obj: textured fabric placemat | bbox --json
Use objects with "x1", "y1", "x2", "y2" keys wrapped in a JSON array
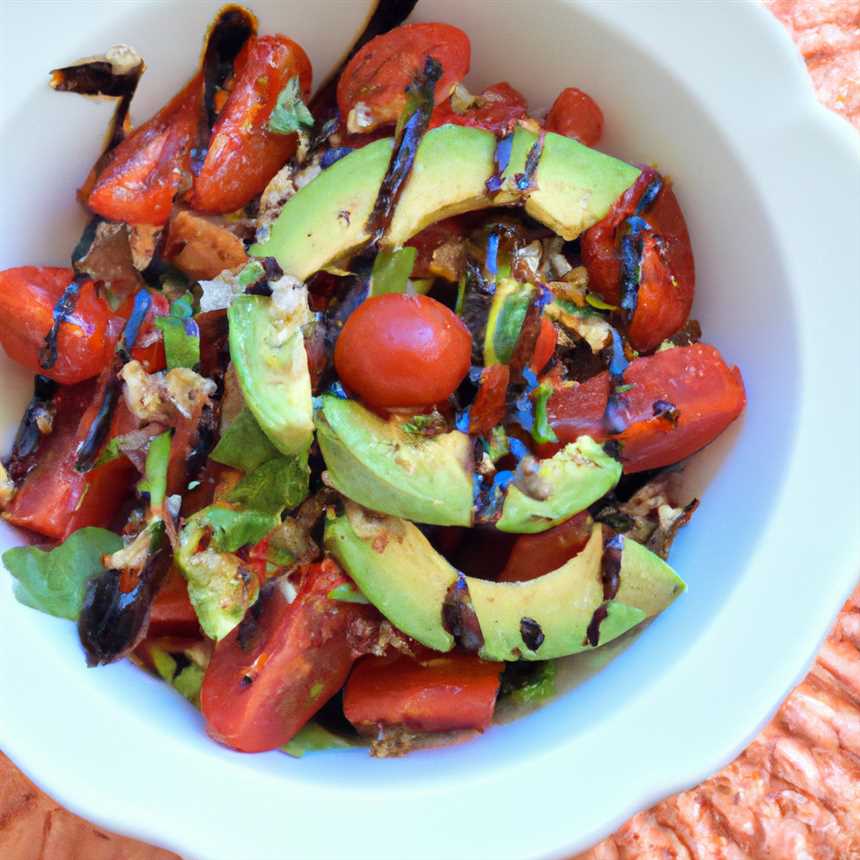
[{"x1": 1, "y1": 2, "x2": 857, "y2": 858}]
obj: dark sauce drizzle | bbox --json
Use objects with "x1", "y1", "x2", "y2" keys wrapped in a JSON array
[
  {"x1": 442, "y1": 573, "x2": 484, "y2": 652},
  {"x1": 585, "y1": 532, "x2": 624, "y2": 647},
  {"x1": 652, "y1": 399, "x2": 680, "y2": 425},
  {"x1": 366, "y1": 56, "x2": 442, "y2": 245},
  {"x1": 617, "y1": 174, "x2": 663, "y2": 322},
  {"x1": 39, "y1": 276, "x2": 87, "y2": 371},
  {"x1": 485, "y1": 132, "x2": 513, "y2": 195},
  {"x1": 520, "y1": 616, "x2": 545, "y2": 652},
  {"x1": 75, "y1": 290, "x2": 152, "y2": 473},
  {"x1": 602, "y1": 326, "x2": 630, "y2": 435},
  {"x1": 515, "y1": 132, "x2": 545, "y2": 192},
  {"x1": 5, "y1": 376, "x2": 58, "y2": 482}
]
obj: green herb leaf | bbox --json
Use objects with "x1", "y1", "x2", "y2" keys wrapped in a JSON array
[
  {"x1": 2, "y1": 527, "x2": 123, "y2": 620},
  {"x1": 484, "y1": 425, "x2": 510, "y2": 462},
  {"x1": 150, "y1": 646, "x2": 205, "y2": 706},
  {"x1": 227, "y1": 455, "x2": 309, "y2": 515},
  {"x1": 197, "y1": 506, "x2": 279, "y2": 553},
  {"x1": 328, "y1": 583, "x2": 370, "y2": 604},
  {"x1": 211, "y1": 408, "x2": 279, "y2": 474},
  {"x1": 268, "y1": 76, "x2": 314, "y2": 135},
  {"x1": 510, "y1": 660, "x2": 557, "y2": 706},
  {"x1": 137, "y1": 431, "x2": 172, "y2": 511},
  {"x1": 531, "y1": 383, "x2": 559, "y2": 446},
  {"x1": 155, "y1": 296, "x2": 200, "y2": 370},
  {"x1": 238, "y1": 260, "x2": 266, "y2": 288},
  {"x1": 282, "y1": 722, "x2": 361, "y2": 758},
  {"x1": 369, "y1": 247, "x2": 417, "y2": 296}
]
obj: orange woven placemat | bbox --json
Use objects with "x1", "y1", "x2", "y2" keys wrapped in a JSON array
[{"x1": 1, "y1": 3, "x2": 857, "y2": 859}]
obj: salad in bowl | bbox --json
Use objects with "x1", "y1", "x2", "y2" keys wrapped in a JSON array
[{"x1": 0, "y1": 3, "x2": 745, "y2": 758}]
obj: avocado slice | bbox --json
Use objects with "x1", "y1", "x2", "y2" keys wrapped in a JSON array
[
  {"x1": 251, "y1": 125, "x2": 640, "y2": 279},
  {"x1": 228, "y1": 295, "x2": 313, "y2": 457},
  {"x1": 325, "y1": 503, "x2": 686, "y2": 661},
  {"x1": 496, "y1": 437, "x2": 622, "y2": 533},
  {"x1": 315, "y1": 395, "x2": 474, "y2": 527}
]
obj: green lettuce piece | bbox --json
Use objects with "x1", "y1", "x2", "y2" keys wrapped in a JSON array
[
  {"x1": 269, "y1": 76, "x2": 313, "y2": 135},
  {"x1": 196, "y1": 506, "x2": 279, "y2": 553},
  {"x1": 369, "y1": 247, "x2": 417, "y2": 296},
  {"x1": 151, "y1": 646, "x2": 205, "y2": 706},
  {"x1": 137, "y1": 431, "x2": 172, "y2": 510},
  {"x1": 228, "y1": 455, "x2": 309, "y2": 515},
  {"x1": 531, "y1": 382, "x2": 559, "y2": 446},
  {"x1": 2, "y1": 527, "x2": 123, "y2": 620},
  {"x1": 282, "y1": 722, "x2": 362, "y2": 758},
  {"x1": 211, "y1": 408, "x2": 279, "y2": 474},
  {"x1": 510, "y1": 661, "x2": 557, "y2": 706}
]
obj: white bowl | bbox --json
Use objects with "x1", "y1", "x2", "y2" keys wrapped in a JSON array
[{"x1": 1, "y1": 1, "x2": 858, "y2": 858}]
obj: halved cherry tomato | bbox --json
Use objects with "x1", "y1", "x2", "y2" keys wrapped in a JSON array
[
  {"x1": 112, "y1": 290, "x2": 170, "y2": 372},
  {"x1": 469, "y1": 364, "x2": 510, "y2": 436},
  {"x1": 582, "y1": 168, "x2": 695, "y2": 352},
  {"x1": 0, "y1": 267, "x2": 111, "y2": 384},
  {"x1": 200, "y1": 560, "x2": 374, "y2": 752},
  {"x1": 430, "y1": 82, "x2": 528, "y2": 135},
  {"x1": 335, "y1": 294, "x2": 472, "y2": 409},
  {"x1": 148, "y1": 564, "x2": 199, "y2": 637},
  {"x1": 337, "y1": 23, "x2": 470, "y2": 133},
  {"x1": 544, "y1": 87, "x2": 604, "y2": 147},
  {"x1": 406, "y1": 216, "x2": 466, "y2": 281},
  {"x1": 192, "y1": 35, "x2": 313, "y2": 214},
  {"x1": 88, "y1": 74, "x2": 203, "y2": 225},
  {"x1": 499, "y1": 511, "x2": 592, "y2": 583},
  {"x1": 344, "y1": 651, "x2": 503, "y2": 734},
  {"x1": 540, "y1": 343, "x2": 745, "y2": 473},
  {"x1": 530, "y1": 316, "x2": 557, "y2": 374}
]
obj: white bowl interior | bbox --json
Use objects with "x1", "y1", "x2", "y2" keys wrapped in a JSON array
[{"x1": 1, "y1": 2, "x2": 857, "y2": 858}]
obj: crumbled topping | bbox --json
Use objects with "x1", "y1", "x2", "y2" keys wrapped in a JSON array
[
  {"x1": 0, "y1": 462, "x2": 16, "y2": 508},
  {"x1": 105, "y1": 43, "x2": 142, "y2": 75},
  {"x1": 103, "y1": 527, "x2": 152, "y2": 572},
  {"x1": 120, "y1": 360, "x2": 215, "y2": 423},
  {"x1": 198, "y1": 269, "x2": 245, "y2": 313},
  {"x1": 346, "y1": 101, "x2": 373, "y2": 134}
]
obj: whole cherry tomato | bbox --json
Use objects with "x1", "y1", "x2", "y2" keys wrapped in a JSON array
[
  {"x1": 88, "y1": 74, "x2": 203, "y2": 226},
  {"x1": 544, "y1": 87, "x2": 604, "y2": 147},
  {"x1": 429, "y1": 82, "x2": 528, "y2": 135},
  {"x1": 499, "y1": 511, "x2": 593, "y2": 582},
  {"x1": 334, "y1": 294, "x2": 472, "y2": 409},
  {"x1": 0, "y1": 266, "x2": 111, "y2": 384},
  {"x1": 337, "y1": 23, "x2": 470, "y2": 133},
  {"x1": 200, "y1": 560, "x2": 374, "y2": 752},
  {"x1": 540, "y1": 343, "x2": 745, "y2": 473},
  {"x1": 581, "y1": 167, "x2": 695, "y2": 352},
  {"x1": 192, "y1": 35, "x2": 313, "y2": 214}
]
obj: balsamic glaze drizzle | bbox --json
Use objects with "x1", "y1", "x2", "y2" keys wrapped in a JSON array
[
  {"x1": 485, "y1": 132, "x2": 513, "y2": 195},
  {"x1": 39, "y1": 276, "x2": 86, "y2": 371},
  {"x1": 520, "y1": 617, "x2": 545, "y2": 652},
  {"x1": 617, "y1": 174, "x2": 663, "y2": 322},
  {"x1": 602, "y1": 327, "x2": 630, "y2": 435},
  {"x1": 515, "y1": 132, "x2": 545, "y2": 192},
  {"x1": 585, "y1": 532, "x2": 625, "y2": 647},
  {"x1": 442, "y1": 573, "x2": 484, "y2": 652},
  {"x1": 5, "y1": 376, "x2": 58, "y2": 481}
]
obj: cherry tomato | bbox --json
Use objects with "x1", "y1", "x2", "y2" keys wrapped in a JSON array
[
  {"x1": 343, "y1": 651, "x2": 503, "y2": 734},
  {"x1": 335, "y1": 294, "x2": 472, "y2": 409},
  {"x1": 469, "y1": 364, "x2": 509, "y2": 436},
  {"x1": 530, "y1": 316, "x2": 557, "y2": 374},
  {"x1": 112, "y1": 290, "x2": 170, "y2": 373},
  {"x1": 200, "y1": 560, "x2": 374, "y2": 752},
  {"x1": 88, "y1": 74, "x2": 202, "y2": 226},
  {"x1": 581, "y1": 168, "x2": 695, "y2": 352},
  {"x1": 0, "y1": 267, "x2": 111, "y2": 384},
  {"x1": 406, "y1": 216, "x2": 466, "y2": 281},
  {"x1": 544, "y1": 87, "x2": 604, "y2": 147},
  {"x1": 192, "y1": 36, "x2": 313, "y2": 214},
  {"x1": 148, "y1": 564, "x2": 199, "y2": 637},
  {"x1": 429, "y1": 82, "x2": 527, "y2": 135},
  {"x1": 337, "y1": 23, "x2": 470, "y2": 133},
  {"x1": 540, "y1": 343, "x2": 745, "y2": 473},
  {"x1": 499, "y1": 511, "x2": 593, "y2": 583}
]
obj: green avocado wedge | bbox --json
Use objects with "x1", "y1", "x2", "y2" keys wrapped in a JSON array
[
  {"x1": 228, "y1": 295, "x2": 313, "y2": 457},
  {"x1": 496, "y1": 437, "x2": 622, "y2": 533},
  {"x1": 251, "y1": 125, "x2": 640, "y2": 279},
  {"x1": 325, "y1": 504, "x2": 686, "y2": 661},
  {"x1": 315, "y1": 395, "x2": 474, "y2": 527}
]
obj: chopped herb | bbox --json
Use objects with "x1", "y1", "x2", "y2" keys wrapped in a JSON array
[
  {"x1": 137, "y1": 431, "x2": 172, "y2": 511},
  {"x1": 282, "y1": 722, "x2": 360, "y2": 757},
  {"x1": 211, "y1": 408, "x2": 279, "y2": 474},
  {"x1": 227, "y1": 454, "x2": 309, "y2": 514},
  {"x1": 531, "y1": 382, "x2": 558, "y2": 445},
  {"x1": 510, "y1": 660, "x2": 557, "y2": 706},
  {"x1": 155, "y1": 294, "x2": 200, "y2": 369},
  {"x1": 268, "y1": 75, "x2": 314, "y2": 135},
  {"x1": 197, "y1": 506, "x2": 279, "y2": 553}
]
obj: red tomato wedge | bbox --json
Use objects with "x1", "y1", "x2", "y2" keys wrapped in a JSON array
[
  {"x1": 192, "y1": 35, "x2": 312, "y2": 214},
  {"x1": 0, "y1": 267, "x2": 111, "y2": 384},
  {"x1": 581, "y1": 167, "x2": 695, "y2": 352},
  {"x1": 344, "y1": 652, "x2": 503, "y2": 734},
  {"x1": 200, "y1": 560, "x2": 373, "y2": 752},
  {"x1": 469, "y1": 364, "x2": 510, "y2": 436},
  {"x1": 544, "y1": 87, "x2": 604, "y2": 147},
  {"x1": 88, "y1": 74, "x2": 203, "y2": 225},
  {"x1": 499, "y1": 511, "x2": 593, "y2": 583},
  {"x1": 530, "y1": 316, "x2": 557, "y2": 374},
  {"x1": 335, "y1": 294, "x2": 471, "y2": 409},
  {"x1": 541, "y1": 343, "x2": 745, "y2": 473},
  {"x1": 429, "y1": 82, "x2": 527, "y2": 135},
  {"x1": 337, "y1": 23, "x2": 470, "y2": 133},
  {"x1": 148, "y1": 564, "x2": 199, "y2": 637}
]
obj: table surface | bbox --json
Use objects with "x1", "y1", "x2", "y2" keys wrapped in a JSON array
[{"x1": 1, "y1": 1, "x2": 858, "y2": 857}]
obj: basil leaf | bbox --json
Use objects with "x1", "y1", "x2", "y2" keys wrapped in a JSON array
[
  {"x1": 137, "y1": 431, "x2": 172, "y2": 510},
  {"x1": 282, "y1": 722, "x2": 361, "y2": 758},
  {"x1": 531, "y1": 382, "x2": 559, "y2": 446},
  {"x1": 268, "y1": 76, "x2": 313, "y2": 135},
  {"x1": 211, "y1": 408, "x2": 279, "y2": 474},
  {"x1": 2, "y1": 527, "x2": 123, "y2": 620},
  {"x1": 198, "y1": 507, "x2": 279, "y2": 553},
  {"x1": 156, "y1": 315, "x2": 200, "y2": 370},
  {"x1": 227, "y1": 455, "x2": 309, "y2": 515},
  {"x1": 510, "y1": 661, "x2": 557, "y2": 706}
]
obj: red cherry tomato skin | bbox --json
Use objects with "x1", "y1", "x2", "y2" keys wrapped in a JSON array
[
  {"x1": 337, "y1": 23, "x2": 471, "y2": 133},
  {"x1": 499, "y1": 511, "x2": 593, "y2": 583},
  {"x1": 334, "y1": 294, "x2": 472, "y2": 409},
  {"x1": 343, "y1": 651, "x2": 503, "y2": 734},
  {"x1": 429, "y1": 82, "x2": 528, "y2": 135},
  {"x1": 0, "y1": 267, "x2": 111, "y2": 384},
  {"x1": 544, "y1": 87, "x2": 604, "y2": 147},
  {"x1": 148, "y1": 565, "x2": 199, "y2": 637},
  {"x1": 469, "y1": 364, "x2": 510, "y2": 436},
  {"x1": 540, "y1": 343, "x2": 745, "y2": 474},
  {"x1": 88, "y1": 74, "x2": 203, "y2": 226},
  {"x1": 200, "y1": 560, "x2": 374, "y2": 753},
  {"x1": 192, "y1": 35, "x2": 313, "y2": 214},
  {"x1": 530, "y1": 316, "x2": 557, "y2": 374},
  {"x1": 581, "y1": 168, "x2": 695, "y2": 352},
  {"x1": 406, "y1": 216, "x2": 466, "y2": 279}
]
